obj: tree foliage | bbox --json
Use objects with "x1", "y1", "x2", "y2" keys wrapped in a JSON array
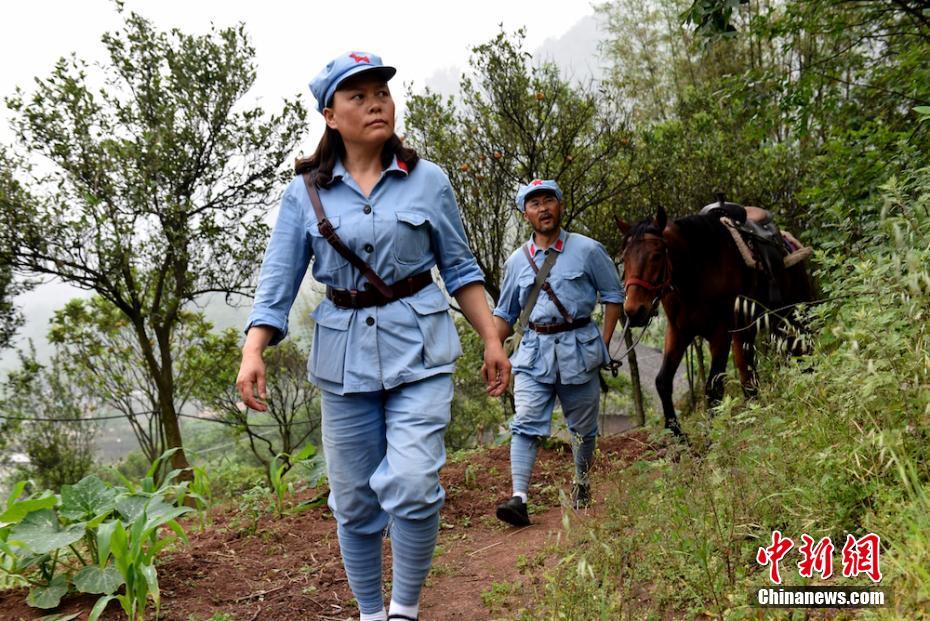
[
  {"x1": 404, "y1": 29, "x2": 635, "y2": 302},
  {"x1": 195, "y1": 338, "x2": 321, "y2": 479},
  {"x1": 0, "y1": 9, "x2": 307, "y2": 473},
  {"x1": 0, "y1": 347, "x2": 98, "y2": 491},
  {"x1": 48, "y1": 296, "x2": 241, "y2": 467}
]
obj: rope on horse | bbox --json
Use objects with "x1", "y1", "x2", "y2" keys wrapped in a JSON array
[{"x1": 719, "y1": 216, "x2": 761, "y2": 269}]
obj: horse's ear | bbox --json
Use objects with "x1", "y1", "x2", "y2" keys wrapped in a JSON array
[
  {"x1": 614, "y1": 215, "x2": 631, "y2": 236},
  {"x1": 655, "y1": 205, "x2": 667, "y2": 231}
]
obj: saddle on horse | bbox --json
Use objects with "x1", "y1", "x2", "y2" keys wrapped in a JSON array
[{"x1": 700, "y1": 193, "x2": 812, "y2": 308}]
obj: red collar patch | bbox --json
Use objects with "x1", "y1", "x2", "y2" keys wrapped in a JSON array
[{"x1": 396, "y1": 159, "x2": 408, "y2": 173}]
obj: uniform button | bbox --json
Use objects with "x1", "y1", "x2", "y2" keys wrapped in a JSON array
[
  {"x1": 363, "y1": 282, "x2": 373, "y2": 291},
  {"x1": 555, "y1": 338, "x2": 561, "y2": 344},
  {"x1": 363, "y1": 205, "x2": 372, "y2": 214},
  {"x1": 364, "y1": 243, "x2": 374, "y2": 253},
  {"x1": 365, "y1": 316, "x2": 375, "y2": 326}
]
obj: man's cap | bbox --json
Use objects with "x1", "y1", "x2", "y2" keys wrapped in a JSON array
[
  {"x1": 515, "y1": 179, "x2": 563, "y2": 212},
  {"x1": 309, "y1": 51, "x2": 396, "y2": 114}
]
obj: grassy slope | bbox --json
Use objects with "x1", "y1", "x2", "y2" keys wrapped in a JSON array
[{"x1": 518, "y1": 170, "x2": 930, "y2": 620}]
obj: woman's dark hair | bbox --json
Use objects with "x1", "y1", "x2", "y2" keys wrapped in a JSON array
[{"x1": 294, "y1": 127, "x2": 419, "y2": 184}]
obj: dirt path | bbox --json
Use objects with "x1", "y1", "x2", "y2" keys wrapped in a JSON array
[{"x1": 0, "y1": 431, "x2": 655, "y2": 621}]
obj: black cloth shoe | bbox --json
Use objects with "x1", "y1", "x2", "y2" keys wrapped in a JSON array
[
  {"x1": 496, "y1": 495, "x2": 530, "y2": 526},
  {"x1": 572, "y1": 483, "x2": 591, "y2": 509},
  {"x1": 387, "y1": 615, "x2": 417, "y2": 621}
]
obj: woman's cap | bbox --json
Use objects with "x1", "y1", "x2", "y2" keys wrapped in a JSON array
[
  {"x1": 309, "y1": 51, "x2": 397, "y2": 114},
  {"x1": 515, "y1": 179, "x2": 563, "y2": 212}
]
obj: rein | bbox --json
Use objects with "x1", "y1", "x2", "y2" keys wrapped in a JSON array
[{"x1": 621, "y1": 235, "x2": 674, "y2": 299}]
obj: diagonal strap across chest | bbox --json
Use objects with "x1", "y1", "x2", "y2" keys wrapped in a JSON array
[
  {"x1": 522, "y1": 243, "x2": 574, "y2": 324},
  {"x1": 302, "y1": 172, "x2": 394, "y2": 298}
]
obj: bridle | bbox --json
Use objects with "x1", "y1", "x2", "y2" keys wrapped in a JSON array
[
  {"x1": 621, "y1": 233, "x2": 674, "y2": 302},
  {"x1": 606, "y1": 232, "x2": 675, "y2": 369}
]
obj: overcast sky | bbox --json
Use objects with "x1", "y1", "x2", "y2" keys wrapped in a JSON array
[{"x1": 1, "y1": 0, "x2": 598, "y2": 150}]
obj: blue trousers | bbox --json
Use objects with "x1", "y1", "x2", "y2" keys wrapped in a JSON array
[
  {"x1": 510, "y1": 372, "x2": 601, "y2": 494},
  {"x1": 321, "y1": 373, "x2": 452, "y2": 613}
]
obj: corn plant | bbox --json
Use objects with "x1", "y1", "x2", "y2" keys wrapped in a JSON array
[{"x1": 0, "y1": 448, "x2": 198, "y2": 620}]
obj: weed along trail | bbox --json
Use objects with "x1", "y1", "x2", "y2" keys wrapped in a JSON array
[{"x1": 0, "y1": 432, "x2": 652, "y2": 621}]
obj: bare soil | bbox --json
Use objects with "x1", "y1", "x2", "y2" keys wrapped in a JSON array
[{"x1": 0, "y1": 431, "x2": 655, "y2": 621}]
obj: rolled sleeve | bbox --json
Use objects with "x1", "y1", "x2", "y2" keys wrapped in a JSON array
[
  {"x1": 588, "y1": 242, "x2": 624, "y2": 304},
  {"x1": 430, "y1": 182, "x2": 484, "y2": 294},
  {"x1": 492, "y1": 258, "x2": 522, "y2": 326},
  {"x1": 244, "y1": 184, "x2": 312, "y2": 346}
]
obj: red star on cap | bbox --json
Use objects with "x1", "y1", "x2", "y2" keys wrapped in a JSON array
[
  {"x1": 531, "y1": 179, "x2": 543, "y2": 185},
  {"x1": 349, "y1": 53, "x2": 370, "y2": 63}
]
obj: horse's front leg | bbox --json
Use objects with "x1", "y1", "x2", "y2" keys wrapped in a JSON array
[
  {"x1": 705, "y1": 326, "x2": 732, "y2": 410},
  {"x1": 731, "y1": 326, "x2": 758, "y2": 398},
  {"x1": 656, "y1": 327, "x2": 689, "y2": 438}
]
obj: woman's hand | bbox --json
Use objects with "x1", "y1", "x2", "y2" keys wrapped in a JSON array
[
  {"x1": 236, "y1": 326, "x2": 275, "y2": 412},
  {"x1": 236, "y1": 351, "x2": 268, "y2": 411},
  {"x1": 481, "y1": 340, "x2": 511, "y2": 397}
]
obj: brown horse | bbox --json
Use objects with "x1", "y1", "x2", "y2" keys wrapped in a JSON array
[{"x1": 617, "y1": 206, "x2": 815, "y2": 437}]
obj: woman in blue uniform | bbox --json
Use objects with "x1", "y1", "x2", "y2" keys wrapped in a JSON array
[{"x1": 236, "y1": 51, "x2": 510, "y2": 621}]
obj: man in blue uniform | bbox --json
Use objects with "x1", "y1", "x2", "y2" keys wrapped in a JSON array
[{"x1": 491, "y1": 179, "x2": 623, "y2": 526}]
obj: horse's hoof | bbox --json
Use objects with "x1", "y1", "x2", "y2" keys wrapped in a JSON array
[{"x1": 665, "y1": 421, "x2": 689, "y2": 444}]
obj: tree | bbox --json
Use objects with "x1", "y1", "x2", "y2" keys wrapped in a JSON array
[
  {"x1": 195, "y1": 338, "x2": 321, "y2": 479},
  {"x1": 0, "y1": 347, "x2": 97, "y2": 491},
  {"x1": 48, "y1": 296, "x2": 241, "y2": 468},
  {"x1": 404, "y1": 28, "x2": 635, "y2": 302},
  {"x1": 0, "y1": 9, "x2": 307, "y2": 475}
]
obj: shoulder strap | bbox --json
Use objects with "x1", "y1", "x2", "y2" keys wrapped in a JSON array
[
  {"x1": 522, "y1": 243, "x2": 573, "y2": 323},
  {"x1": 302, "y1": 172, "x2": 393, "y2": 298}
]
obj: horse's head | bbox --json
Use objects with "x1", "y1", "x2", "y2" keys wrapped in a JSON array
[{"x1": 616, "y1": 206, "x2": 671, "y2": 327}]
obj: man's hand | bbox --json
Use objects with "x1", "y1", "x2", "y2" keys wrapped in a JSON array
[{"x1": 481, "y1": 340, "x2": 512, "y2": 397}]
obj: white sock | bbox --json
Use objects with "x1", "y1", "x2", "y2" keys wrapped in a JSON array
[
  {"x1": 389, "y1": 599, "x2": 419, "y2": 619},
  {"x1": 360, "y1": 608, "x2": 387, "y2": 621},
  {"x1": 513, "y1": 491, "x2": 528, "y2": 503}
]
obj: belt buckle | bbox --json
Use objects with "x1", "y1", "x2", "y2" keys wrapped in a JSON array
[{"x1": 349, "y1": 289, "x2": 358, "y2": 308}]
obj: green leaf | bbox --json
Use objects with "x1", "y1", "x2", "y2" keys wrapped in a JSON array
[
  {"x1": 10, "y1": 509, "x2": 85, "y2": 554},
  {"x1": 0, "y1": 494, "x2": 58, "y2": 527},
  {"x1": 74, "y1": 563, "x2": 124, "y2": 595},
  {"x1": 38, "y1": 613, "x2": 81, "y2": 621},
  {"x1": 27, "y1": 574, "x2": 68, "y2": 609},
  {"x1": 87, "y1": 594, "x2": 116, "y2": 621},
  {"x1": 914, "y1": 106, "x2": 930, "y2": 119},
  {"x1": 293, "y1": 442, "x2": 317, "y2": 462},
  {"x1": 142, "y1": 496, "x2": 192, "y2": 536},
  {"x1": 59, "y1": 476, "x2": 118, "y2": 522},
  {"x1": 96, "y1": 520, "x2": 118, "y2": 569},
  {"x1": 140, "y1": 562, "x2": 159, "y2": 609},
  {"x1": 115, "y1": 494, "x2": 148, "y2": 523}
]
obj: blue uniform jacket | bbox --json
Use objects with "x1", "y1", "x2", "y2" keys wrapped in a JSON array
[
  {"x1": 245, "y1": 156, "x2": 485, "y2": 395},
  {"x1": 493, "y1": 229, "x2": 624, "y2": 384}
]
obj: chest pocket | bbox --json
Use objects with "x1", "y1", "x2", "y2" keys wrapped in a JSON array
[
  {"x1": 309, "y1": 216, "x2": 349, "y2": 272},
  {"x1": 552, "y1": 270, "x2": 588, "y2": 315},
  {"x1": 394, "y1": 210, "x2": 432, "y2": 265}
]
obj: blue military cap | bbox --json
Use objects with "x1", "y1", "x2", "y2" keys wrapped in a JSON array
[
  {"x1": 515, "y1": 179, "x2": 563, "y2": 212},
  {"x1": 309, "y1": 51, "x2": 397, "y2": 114}
]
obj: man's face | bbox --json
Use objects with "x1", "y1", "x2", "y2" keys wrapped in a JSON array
[{"x1": 522, "y1": 191, "x2": 563, "y2": 234}]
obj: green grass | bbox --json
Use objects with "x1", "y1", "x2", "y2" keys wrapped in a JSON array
[{"x1": 511, "y1": 168, "x2": 930, "y2": 619}]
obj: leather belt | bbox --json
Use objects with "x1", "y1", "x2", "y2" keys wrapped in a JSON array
[
  {"x1": 326, "y1": 271, "x2": 433, "y2": 309},
  {"x1": 528, "y1": 316, "x2": 591, "y2": 335}
]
